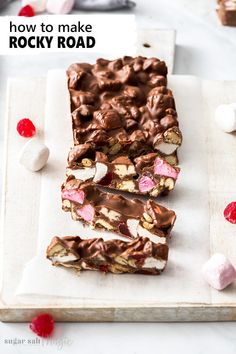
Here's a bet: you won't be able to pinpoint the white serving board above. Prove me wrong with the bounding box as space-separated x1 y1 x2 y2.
1 73 236 322
136 29 175 74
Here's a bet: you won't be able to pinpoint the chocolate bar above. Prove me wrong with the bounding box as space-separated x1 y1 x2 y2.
47 236 169 275
66 145 180 196
61 180 176 244
216 0 236 26
67 56 182 168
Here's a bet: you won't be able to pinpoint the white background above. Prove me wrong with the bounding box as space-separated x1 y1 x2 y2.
1 0 236 353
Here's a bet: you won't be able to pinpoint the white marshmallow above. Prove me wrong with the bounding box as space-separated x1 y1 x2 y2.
46 0 75 14
137 225 167 244
52 253 78 263
215 103 236 133
93 162 108 183
66 167 95 180
143 257 166 270
127 219 139 237
19 138 50 172
156 142 178 155
22 0 47 12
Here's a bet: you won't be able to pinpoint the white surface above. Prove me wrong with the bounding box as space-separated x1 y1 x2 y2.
1 322 236 354
1 0 236 352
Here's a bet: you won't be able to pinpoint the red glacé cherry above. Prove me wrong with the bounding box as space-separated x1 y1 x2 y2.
29 313 54 338
18 5 35 17
118 222 131 237
224 202 236 224
99 265 109 273
17 118 36 137
99 172 113 186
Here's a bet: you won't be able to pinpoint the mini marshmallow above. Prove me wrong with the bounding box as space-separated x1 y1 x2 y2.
19 138 50 172
215 103 236 133
22 0 47 12
77 204 95 222
202 253 236 290
62 189 85 204
46 0 75 14
138 176 155 193
154 157 179 179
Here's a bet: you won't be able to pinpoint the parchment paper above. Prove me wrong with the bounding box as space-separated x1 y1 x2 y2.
16 71 211 304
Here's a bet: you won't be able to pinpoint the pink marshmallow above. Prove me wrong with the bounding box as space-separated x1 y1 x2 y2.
154 157 179 180
202 253 236 290
46 0 75 14
62 189 85 204
76 204 95 222
138 176 155 193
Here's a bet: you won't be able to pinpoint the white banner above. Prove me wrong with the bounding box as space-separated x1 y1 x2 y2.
0 15 136 55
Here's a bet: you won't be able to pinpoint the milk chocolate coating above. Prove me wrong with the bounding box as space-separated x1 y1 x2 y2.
217 0 236 26
47 236 168 275
67 56 182 160
62 180 176 241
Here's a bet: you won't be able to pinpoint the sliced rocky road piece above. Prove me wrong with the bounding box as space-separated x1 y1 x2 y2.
61 180 176 244
66 145 180 197
47 236 169 275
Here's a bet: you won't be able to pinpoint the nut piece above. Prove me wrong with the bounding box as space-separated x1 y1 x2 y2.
143 213 153 223
164 177 175 190
115 256 128 266
108 137 116 146
114 164 136 178
62 199 71 209
117 180 136 192
143 221 154 230
100 207 121 221
164 127 182 145
159 177 165 187
82 158 92 167
95 219 114 230
164 154 178 166
109 143 121 155
71 209 79 221
150 187 161 197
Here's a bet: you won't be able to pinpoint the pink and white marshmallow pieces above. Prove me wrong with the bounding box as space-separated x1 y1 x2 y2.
202 253 236 290
154 157 179 179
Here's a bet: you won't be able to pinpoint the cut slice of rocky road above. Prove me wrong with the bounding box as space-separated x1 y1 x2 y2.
47 236 169 275
67 56 182 165
66 145 180 197
61 180 176 244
